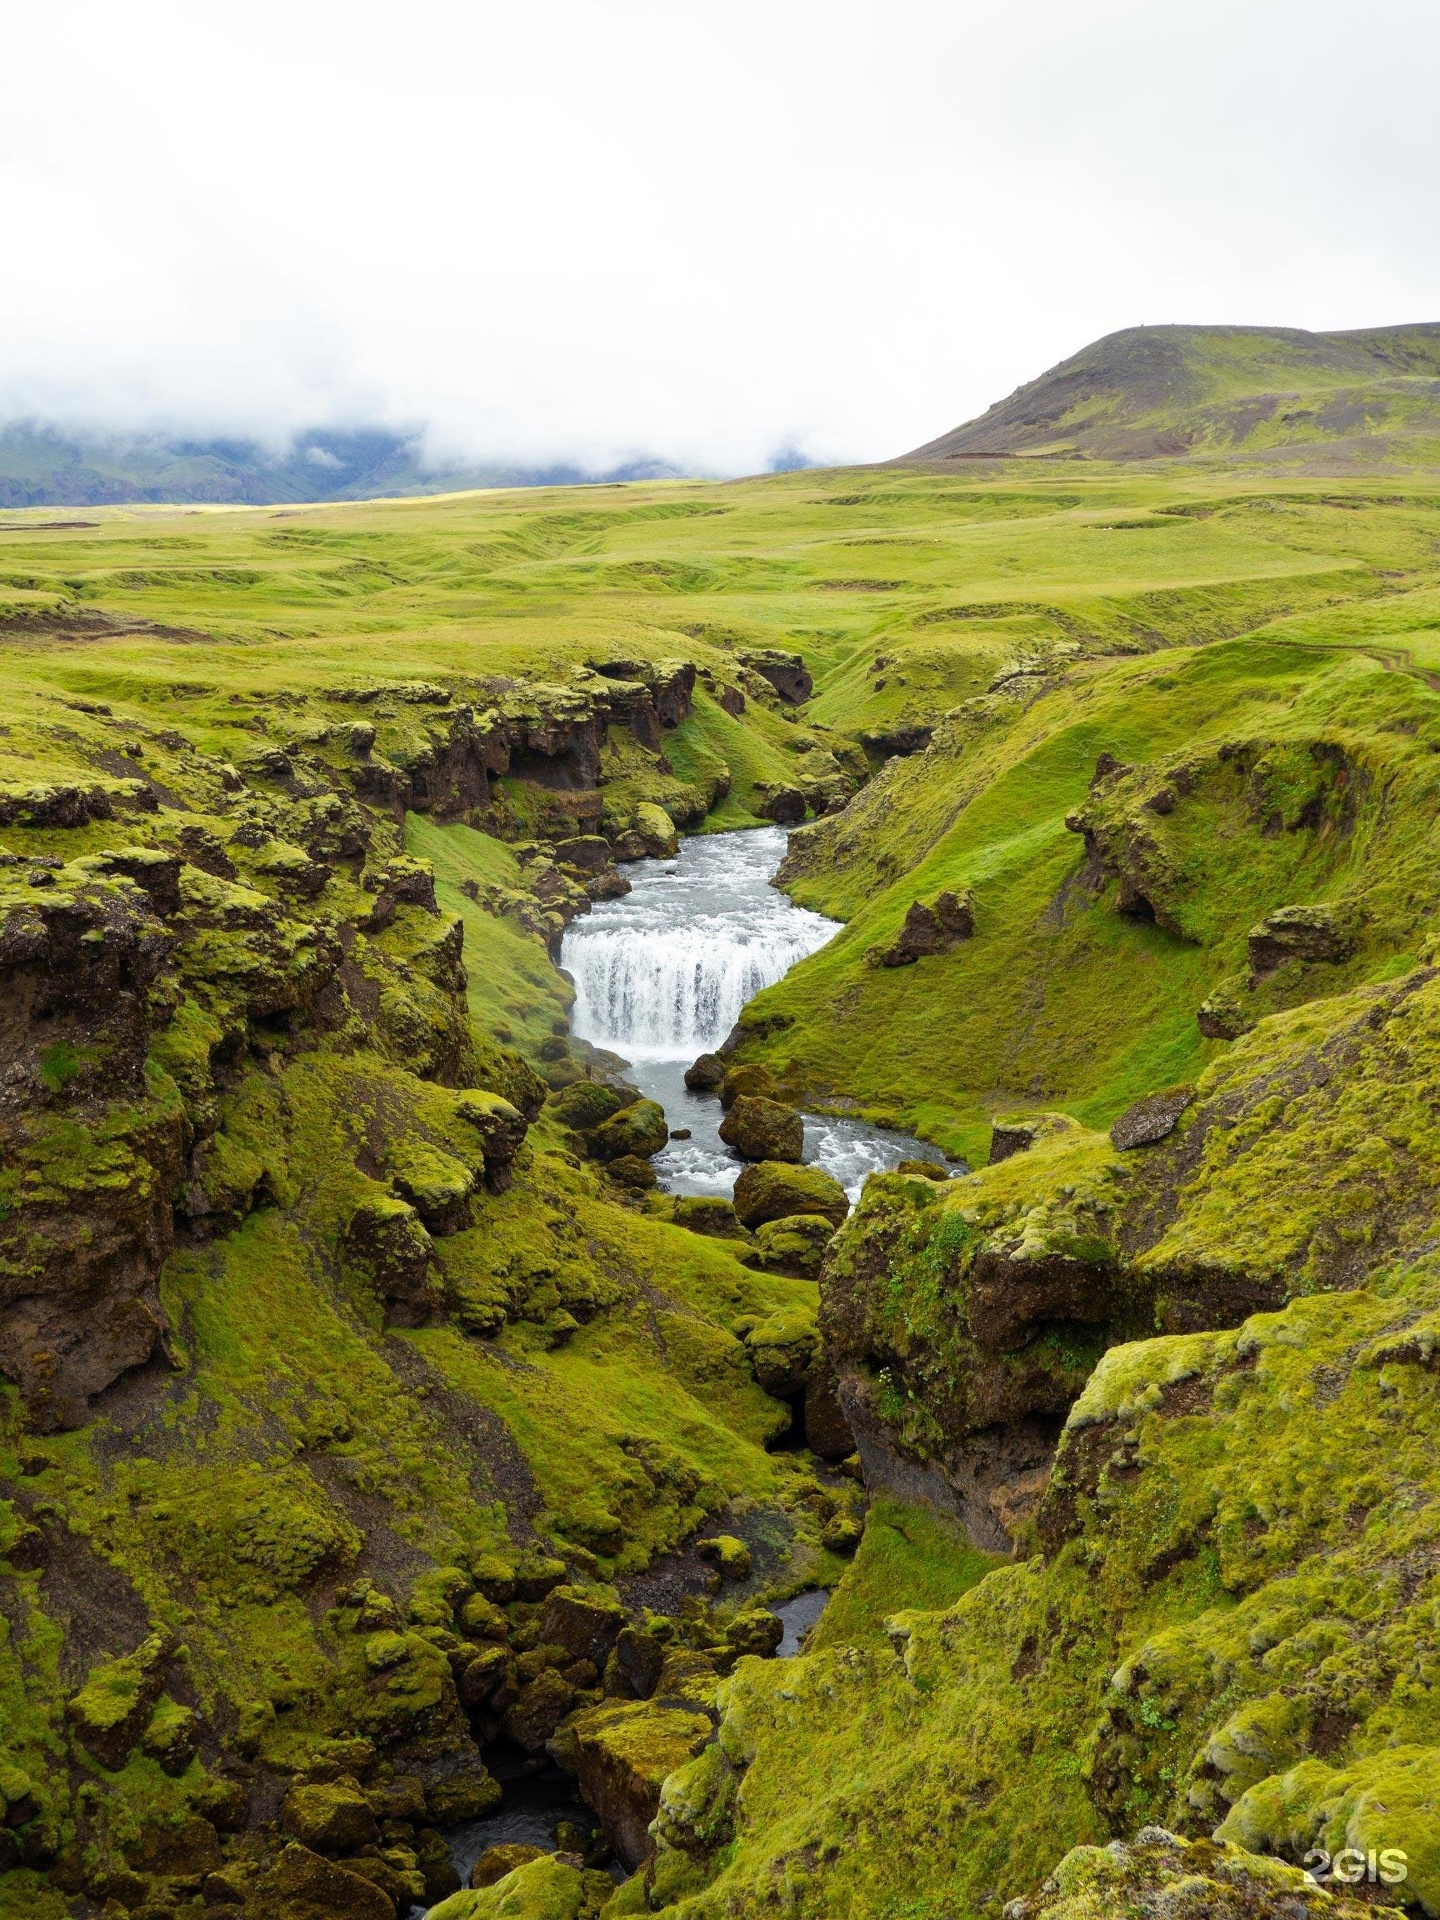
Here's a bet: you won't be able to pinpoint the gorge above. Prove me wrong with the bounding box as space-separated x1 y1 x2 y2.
3 352 1440 1920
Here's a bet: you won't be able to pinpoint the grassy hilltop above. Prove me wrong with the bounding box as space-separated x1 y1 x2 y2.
908 321 1440 467
0 431 1438 1918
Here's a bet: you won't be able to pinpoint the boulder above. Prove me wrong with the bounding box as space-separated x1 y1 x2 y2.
896 1158 951 1181
683 1052 726 1091
733 1162 848 1231
1109 1087 1194 1151
742 1307 818 1397
282 1779 377 1854
548 1080 634 1131
553 835 610 873
429 1856 611 1920
471 1843 546 1889
564 1699 713 1868
261 1842 397 1920
670 1195 747 1239
718 1062 782 1109
634 802 679 858
719 1094 803 1163
752 1212 834 1278
607 1153 658 1190
696 1534 751 1580
538 1586 625 1666
754 784 807 825
726 1609 784 1658
458 1645 514 1707
587 1099 668 1163
425 1766 503 1824
966 1244 1120 1353
604 1627 666 1701
504 1668 575 1750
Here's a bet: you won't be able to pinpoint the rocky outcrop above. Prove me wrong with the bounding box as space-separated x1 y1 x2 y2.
1109 1086 1193 1149
870 889 974 967
736 649 812 705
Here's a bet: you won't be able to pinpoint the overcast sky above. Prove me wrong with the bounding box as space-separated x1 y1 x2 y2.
3 0 1439 474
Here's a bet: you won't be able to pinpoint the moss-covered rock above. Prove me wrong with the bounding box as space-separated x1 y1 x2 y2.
733 1160 848 1229
669 1195 747 1239
471 1842 547 1888
718 1093 803 1163
717 1062 782 1110
548 1081 634 1132
1006 1829 1394 1920
282 1778 377 1853
563 1699 713 1868
429 1854 613 1920
752 1211 834 1277
66 1633 171 1771
696 1534 752 1580
586 1098 668 1163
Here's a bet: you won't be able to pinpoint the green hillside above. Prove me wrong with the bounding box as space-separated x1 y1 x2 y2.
906 321 1440 467
0 457 1438 1920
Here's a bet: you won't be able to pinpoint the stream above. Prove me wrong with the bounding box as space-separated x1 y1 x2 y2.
428 830 908 1907
561 825 950 1197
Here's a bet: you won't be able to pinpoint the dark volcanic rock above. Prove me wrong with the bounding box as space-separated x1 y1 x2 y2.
874 889 974 967
1109 1086 1194 1150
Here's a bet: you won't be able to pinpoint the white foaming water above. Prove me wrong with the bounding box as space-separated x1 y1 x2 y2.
561 826 952 1200
565 827 834 1060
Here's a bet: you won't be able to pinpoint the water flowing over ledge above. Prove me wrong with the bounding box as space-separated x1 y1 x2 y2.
561 826 948 1197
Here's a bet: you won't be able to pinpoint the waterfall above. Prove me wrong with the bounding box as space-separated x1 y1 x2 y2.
566 918 830 1060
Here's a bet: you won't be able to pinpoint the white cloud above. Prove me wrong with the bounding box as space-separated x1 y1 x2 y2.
1 0 1438 474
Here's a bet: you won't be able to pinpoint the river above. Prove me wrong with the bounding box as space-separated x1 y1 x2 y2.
560 825 949 1197
427 828 908 1908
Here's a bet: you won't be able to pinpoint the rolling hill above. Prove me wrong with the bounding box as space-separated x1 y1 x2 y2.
905 321 1440 467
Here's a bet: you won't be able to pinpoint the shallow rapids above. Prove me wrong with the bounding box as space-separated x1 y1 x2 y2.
561 826 949 1197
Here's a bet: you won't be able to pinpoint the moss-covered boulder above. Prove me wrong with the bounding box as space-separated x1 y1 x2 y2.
471 1842 546 1888
733 1161 848 1230
684 1051 726 1090
670 1194 747 1238
719 1093 804 1163
607 1152 658 1190
697 1534 752 1580
752 1211 834 1277
739 1305 819 1397
563 1698 713 1868
634 801 679 858
538 1586 626 1666
454 1089 528 1190
586 1098 668 1163
548 1080 634 1132
726 1608 784 1658
718 1061 782 1109
282 1777 377 1853
260 1841 398 1920
429 1854 614 1919
389 1141 477 1233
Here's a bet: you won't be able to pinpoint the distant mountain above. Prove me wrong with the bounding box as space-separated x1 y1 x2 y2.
0 422 684 507
904 322 1440 466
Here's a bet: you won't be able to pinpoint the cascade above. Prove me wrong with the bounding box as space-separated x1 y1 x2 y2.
562 827 834 1060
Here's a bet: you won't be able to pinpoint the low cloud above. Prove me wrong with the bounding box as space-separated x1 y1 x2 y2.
2 0 1438 477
